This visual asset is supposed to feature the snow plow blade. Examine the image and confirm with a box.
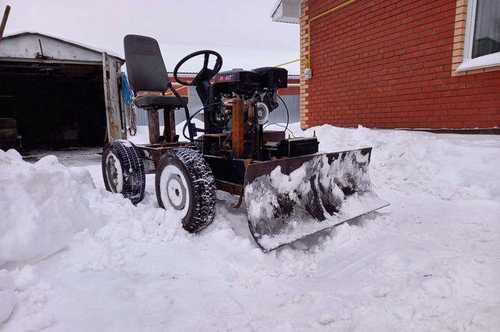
[244,148,388,252]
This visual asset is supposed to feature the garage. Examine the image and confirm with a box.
[0,32,126,151]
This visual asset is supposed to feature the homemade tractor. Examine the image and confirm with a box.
[102,35,387,251]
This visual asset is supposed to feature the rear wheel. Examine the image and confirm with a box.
[102,140,145,204]
[155,148,216,232]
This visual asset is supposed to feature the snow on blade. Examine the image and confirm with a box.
[253,193,387,250]
[245,149,388,251]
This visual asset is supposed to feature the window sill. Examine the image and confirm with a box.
[456,52,500,72]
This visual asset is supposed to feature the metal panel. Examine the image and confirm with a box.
[0,34,103,63]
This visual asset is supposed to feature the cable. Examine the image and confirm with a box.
[264,122,295,138]
[264,94,294,137]
[277,94,290,134]
[182,102,222,141]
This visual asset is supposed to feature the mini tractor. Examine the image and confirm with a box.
[102,35,387,252]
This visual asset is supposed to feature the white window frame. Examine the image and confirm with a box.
[457,0,500,72]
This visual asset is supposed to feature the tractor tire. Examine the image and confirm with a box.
[102,140,145,205]
[155,148,216,233]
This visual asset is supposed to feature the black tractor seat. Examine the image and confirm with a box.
[124,34,188,111]
[134,94,188,110]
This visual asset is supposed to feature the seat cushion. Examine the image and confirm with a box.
[134,95,188,110]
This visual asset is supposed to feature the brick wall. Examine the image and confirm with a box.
[300,0,500,129]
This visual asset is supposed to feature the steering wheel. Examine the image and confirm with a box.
[173,50,223,86]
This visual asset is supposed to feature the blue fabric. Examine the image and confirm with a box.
[121,72,134,106]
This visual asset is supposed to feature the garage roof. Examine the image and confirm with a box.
[0,31,124,64]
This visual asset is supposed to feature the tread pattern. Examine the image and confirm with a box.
[102,140,145,205]
[155,148,216,233]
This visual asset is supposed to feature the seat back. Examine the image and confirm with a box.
[124,35,170,93]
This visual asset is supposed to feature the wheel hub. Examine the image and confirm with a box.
[105,153,123,193]
[166,174,186,210]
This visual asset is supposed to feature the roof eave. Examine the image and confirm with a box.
[1,31,124,62]
[270,0,300,24]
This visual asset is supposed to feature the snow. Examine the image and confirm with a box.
[244,149,388,250]
[250,191,388,250]
[0,270,15,324]
[0,150,100,265]
[1,124,500,331]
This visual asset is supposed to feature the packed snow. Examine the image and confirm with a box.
[0,150,101,265]
[1,124,500,331]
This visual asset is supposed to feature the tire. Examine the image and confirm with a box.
[155,148,216,233]
[102,140,145,205]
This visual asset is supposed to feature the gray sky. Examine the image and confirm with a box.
[2,0,300,73]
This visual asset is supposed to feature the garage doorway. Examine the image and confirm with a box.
[0,61,107,149]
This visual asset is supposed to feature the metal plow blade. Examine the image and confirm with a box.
[244,148,389,252]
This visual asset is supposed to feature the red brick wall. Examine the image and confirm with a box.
[279,86,300,96]
[301,0,500,129]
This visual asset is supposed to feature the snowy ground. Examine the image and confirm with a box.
[1,124,500,331]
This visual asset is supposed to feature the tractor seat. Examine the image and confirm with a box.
[134,94,188,110]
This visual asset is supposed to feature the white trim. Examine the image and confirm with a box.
[457,0,500,72]
[457,52,500,72]
[463,0,477,59]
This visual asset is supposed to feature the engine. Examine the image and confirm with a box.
[195,67,318,160]
[199,67,286,131]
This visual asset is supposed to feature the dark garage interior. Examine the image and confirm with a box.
[0,61,107,150]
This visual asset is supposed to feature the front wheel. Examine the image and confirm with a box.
[102,140,145,204]
[155,148,216,232]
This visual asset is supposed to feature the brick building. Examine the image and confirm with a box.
[272,0,500,131]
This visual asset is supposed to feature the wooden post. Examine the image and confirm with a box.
[232,97,245,158]
[0,5,11,39]
[147,110,160,144]
[162,108,176,143]
[102,53,125,141]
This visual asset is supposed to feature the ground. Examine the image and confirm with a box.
[1,124,499,331]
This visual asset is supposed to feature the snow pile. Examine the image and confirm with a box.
[0,270,15,324]
[1,124,500,331]
[0,150,100,264]
[275,123,500,201]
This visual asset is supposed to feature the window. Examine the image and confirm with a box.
[457,0,500,72]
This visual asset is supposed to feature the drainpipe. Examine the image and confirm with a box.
[0,5,11,39]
